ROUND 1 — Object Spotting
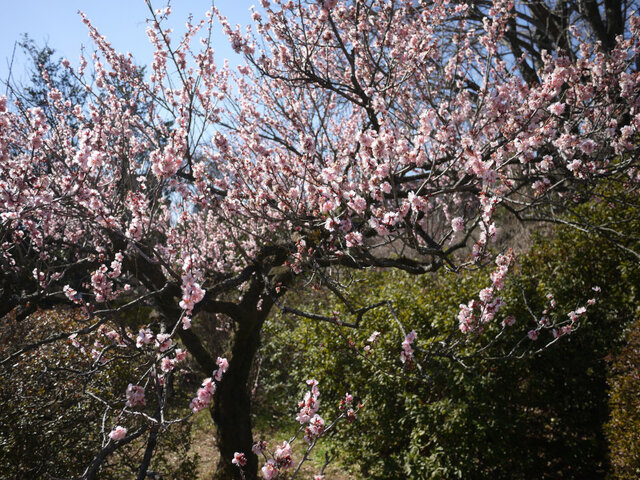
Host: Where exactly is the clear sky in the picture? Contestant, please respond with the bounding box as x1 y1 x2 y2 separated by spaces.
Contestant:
0 1 255 87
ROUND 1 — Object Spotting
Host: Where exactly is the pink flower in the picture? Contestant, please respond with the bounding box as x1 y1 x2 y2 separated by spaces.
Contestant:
548 102 565 116
567 159 582 173
297 391 319 424
232 452 247 467
348 195 367 215
261 459 279 480
451 217 464 232
155 333 172 352
252 440 268 455
528 330 539 341
190 377 218 412
304 414 325 442
63 285 80 303
579 139 597 155
213 356 229 381
175 348 187 362
161 356 174 372
216 357 229 372
136 328 153 348
345 231 363 247
367 331 381 344
400 330 417 364
180 272 206 314
125 384 146 407
274 441 295 470
479 287 493 303
109 426 127 441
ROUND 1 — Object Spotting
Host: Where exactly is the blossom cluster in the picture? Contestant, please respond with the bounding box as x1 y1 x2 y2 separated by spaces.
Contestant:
400 330 417 364
459 252 513 333
125 384 146 407
190 356 229 412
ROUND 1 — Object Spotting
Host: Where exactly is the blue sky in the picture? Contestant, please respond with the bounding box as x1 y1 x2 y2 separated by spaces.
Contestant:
0 1 255 87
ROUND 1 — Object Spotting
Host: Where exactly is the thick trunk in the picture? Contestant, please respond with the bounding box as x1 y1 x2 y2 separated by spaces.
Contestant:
210 308 265 480
186 263 290 480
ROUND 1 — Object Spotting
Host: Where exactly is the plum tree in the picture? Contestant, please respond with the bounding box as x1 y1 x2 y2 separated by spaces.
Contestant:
1 0 639 478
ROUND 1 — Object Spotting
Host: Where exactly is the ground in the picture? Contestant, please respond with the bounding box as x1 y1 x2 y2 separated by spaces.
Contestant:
185 411 360 479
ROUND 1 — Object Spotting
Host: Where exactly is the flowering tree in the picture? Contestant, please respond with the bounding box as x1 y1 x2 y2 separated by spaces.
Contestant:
1 0 639 478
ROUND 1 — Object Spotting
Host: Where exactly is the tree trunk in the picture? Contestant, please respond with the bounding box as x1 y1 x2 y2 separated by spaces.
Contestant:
211 284 275 480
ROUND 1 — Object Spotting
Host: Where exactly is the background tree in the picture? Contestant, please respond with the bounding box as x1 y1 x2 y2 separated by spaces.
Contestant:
1 1 640 478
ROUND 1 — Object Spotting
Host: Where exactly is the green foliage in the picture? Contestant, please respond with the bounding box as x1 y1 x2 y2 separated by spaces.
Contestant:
0 308 104 479
256 199 640 479
606 318 640 479
0 306 200 480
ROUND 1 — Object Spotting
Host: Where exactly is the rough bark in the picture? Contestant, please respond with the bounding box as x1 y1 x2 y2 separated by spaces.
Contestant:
211 275 276 480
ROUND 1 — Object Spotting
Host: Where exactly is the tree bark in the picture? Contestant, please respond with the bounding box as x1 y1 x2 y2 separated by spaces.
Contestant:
210 308 270 480
210 272 282 480
210 309 266 479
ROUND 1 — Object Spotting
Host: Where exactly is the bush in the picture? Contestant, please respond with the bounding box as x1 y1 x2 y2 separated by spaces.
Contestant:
606 318 640 479
0 307 199 479
255 199 640 479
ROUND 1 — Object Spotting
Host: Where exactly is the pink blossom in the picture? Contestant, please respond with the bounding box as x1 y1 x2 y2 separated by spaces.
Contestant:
528 330 539 341
348 195 367 215
161 356 174 372
304 414 325 443
155 333 172 352
567 159 582 173
252 440 268 455
451 217 465 232
548 102 566 116
479 287 493 303
261 459 279 480
579 139 597 155
345 231 363 247
91 266 113 302
400 330 417 364
213 356 229 381
367 331 381 344
125 384 146 407
136 328 153 348
458 301 476 333
109 426 127 441
232 452 247 467
175 348 187 362
297 380 320 424
180 271 206 314
274 441 295 470
190 377 218 412
324 217 338 232
63 285 79 302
